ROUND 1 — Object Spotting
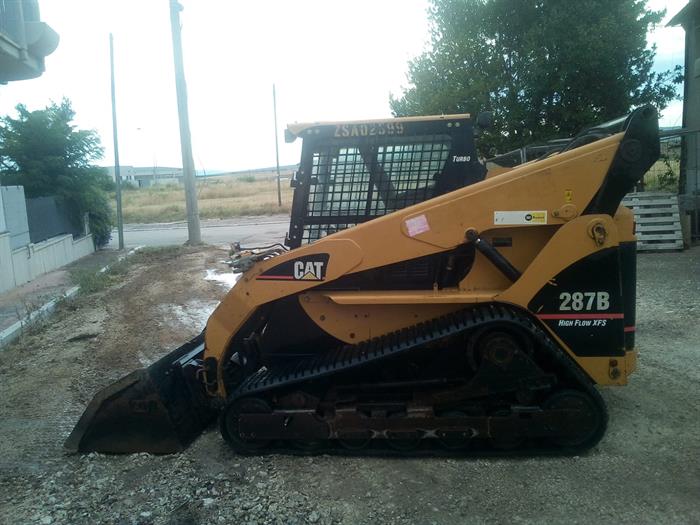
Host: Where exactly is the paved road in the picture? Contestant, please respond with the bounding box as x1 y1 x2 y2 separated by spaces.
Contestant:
108 215 290 248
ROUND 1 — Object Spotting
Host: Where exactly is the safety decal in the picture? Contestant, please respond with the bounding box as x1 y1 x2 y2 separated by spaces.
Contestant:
405 214 430 237
494 210 547 225
256 253 330 281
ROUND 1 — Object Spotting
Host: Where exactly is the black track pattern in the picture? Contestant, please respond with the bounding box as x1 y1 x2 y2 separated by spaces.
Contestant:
225 303 608 456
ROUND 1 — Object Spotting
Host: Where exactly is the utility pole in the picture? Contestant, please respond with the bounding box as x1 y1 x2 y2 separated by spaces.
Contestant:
168 0 201 245
109 33 124 250
273 84 282 207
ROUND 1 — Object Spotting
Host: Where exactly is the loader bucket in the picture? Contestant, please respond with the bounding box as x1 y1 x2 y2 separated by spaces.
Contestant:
64 333 216 454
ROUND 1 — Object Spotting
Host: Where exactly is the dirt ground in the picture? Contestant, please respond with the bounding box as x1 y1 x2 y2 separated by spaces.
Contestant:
0 246 698 525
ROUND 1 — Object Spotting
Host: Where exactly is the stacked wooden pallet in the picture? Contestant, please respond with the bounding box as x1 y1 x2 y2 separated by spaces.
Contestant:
622 192 683 251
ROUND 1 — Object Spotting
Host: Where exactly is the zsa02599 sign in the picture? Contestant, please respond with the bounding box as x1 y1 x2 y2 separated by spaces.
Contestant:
334 122 405 138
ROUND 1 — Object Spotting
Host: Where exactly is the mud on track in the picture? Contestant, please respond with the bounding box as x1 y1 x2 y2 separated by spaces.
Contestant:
0 246 698 525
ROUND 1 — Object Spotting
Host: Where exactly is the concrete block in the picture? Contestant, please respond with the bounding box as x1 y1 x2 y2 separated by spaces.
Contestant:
0 186 30 249
0 188 6 232
10 233 95 287
0 233 14 293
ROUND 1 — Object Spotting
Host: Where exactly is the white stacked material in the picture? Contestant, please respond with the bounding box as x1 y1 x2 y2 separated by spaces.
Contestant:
622 192 683 251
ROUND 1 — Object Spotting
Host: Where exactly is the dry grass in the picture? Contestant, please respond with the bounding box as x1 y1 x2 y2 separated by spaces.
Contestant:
114 176 293 223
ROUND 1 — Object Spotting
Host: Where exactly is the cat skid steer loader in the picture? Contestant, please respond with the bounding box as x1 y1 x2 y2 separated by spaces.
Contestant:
66 106 658 455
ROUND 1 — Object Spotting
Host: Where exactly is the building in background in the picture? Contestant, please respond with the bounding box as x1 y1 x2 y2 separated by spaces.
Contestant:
106 166 184 188
0 0 58 83
669 0 700 240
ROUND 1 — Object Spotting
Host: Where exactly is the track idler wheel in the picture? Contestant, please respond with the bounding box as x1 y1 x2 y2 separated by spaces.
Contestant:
489 408 525 450
543 390 606 450
220 398 272 453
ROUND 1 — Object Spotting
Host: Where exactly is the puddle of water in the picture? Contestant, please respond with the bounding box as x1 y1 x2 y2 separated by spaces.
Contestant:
204 269 242 290
159 299 219 333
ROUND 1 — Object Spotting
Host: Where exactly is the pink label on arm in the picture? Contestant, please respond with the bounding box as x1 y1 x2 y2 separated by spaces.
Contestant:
405 214 430 237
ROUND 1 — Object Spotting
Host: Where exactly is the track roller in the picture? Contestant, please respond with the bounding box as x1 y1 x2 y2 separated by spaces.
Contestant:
220 397 272 453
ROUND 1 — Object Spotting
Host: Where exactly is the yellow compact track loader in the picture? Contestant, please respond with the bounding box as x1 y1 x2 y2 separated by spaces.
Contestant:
66 106 659 455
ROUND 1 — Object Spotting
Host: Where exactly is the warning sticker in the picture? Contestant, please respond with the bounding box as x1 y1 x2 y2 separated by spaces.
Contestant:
405 214 430 237
494 210 547 225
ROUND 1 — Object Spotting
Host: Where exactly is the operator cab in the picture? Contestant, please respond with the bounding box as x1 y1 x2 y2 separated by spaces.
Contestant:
284 114 486 248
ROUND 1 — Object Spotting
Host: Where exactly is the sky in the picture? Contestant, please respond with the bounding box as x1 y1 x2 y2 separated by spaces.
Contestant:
0 0 689 172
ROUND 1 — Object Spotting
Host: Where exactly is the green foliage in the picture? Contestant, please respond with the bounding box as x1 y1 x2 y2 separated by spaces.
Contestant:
238 175 256 183
69 247 184 294
646 155 680 192
70 263 124 294
391 0 683 155
0 99 113 246
655 158 679 192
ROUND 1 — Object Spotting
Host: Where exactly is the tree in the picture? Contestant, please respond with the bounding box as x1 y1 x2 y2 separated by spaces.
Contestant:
390 0 683 155
0 99 113 247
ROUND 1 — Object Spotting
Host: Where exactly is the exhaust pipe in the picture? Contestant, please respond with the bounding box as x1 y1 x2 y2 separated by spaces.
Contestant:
65 333 216 454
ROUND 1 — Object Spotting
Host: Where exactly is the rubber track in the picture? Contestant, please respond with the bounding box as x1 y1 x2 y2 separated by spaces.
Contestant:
231 303 604 407
226 303 608 456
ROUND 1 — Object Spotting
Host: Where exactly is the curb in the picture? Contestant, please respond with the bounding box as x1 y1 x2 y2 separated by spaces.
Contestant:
0 246 143 350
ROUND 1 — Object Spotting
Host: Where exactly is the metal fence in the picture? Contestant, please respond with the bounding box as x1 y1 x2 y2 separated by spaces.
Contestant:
638 129 699 243
641 134 681 192
25 196 84 244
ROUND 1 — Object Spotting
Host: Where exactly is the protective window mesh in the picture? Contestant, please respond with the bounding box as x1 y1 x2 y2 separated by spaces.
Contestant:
302 135 450 243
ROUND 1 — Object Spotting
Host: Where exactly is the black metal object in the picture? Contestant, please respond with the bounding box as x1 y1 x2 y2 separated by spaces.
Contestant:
584 106 660 215
220 304 608 455
528 247 626 357
315 244 476 292
465 229 521 282
228 304 599 414
287 117 486 248
64 333 215 454
486 138 571 168
619 241 637 350
26 196 84 243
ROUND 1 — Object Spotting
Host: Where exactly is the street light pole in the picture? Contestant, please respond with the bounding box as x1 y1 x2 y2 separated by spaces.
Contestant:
168 0 201 245
273 84 282 207
109 33 124 250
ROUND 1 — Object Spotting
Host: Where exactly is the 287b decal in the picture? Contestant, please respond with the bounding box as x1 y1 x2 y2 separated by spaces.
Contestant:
559 291 610 311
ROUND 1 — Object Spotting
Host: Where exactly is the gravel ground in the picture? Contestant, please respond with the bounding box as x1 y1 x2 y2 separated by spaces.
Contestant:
0 246 698 525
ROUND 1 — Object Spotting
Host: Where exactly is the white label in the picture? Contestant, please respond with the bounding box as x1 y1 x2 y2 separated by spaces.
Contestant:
559 291 610 311
494 210 547 225
405 214 430 237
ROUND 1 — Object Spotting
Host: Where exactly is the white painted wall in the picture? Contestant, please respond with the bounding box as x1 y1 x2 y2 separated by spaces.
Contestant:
0 190 6 232
0 186 30 249
0 233 94 291
0 233 14 293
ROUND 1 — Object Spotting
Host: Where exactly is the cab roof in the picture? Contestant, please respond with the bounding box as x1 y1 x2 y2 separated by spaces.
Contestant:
285 113 472 143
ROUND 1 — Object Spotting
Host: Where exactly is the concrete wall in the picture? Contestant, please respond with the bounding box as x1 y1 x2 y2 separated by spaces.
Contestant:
0 233 94 292
0 232 14 293
0 184 95 294
0 188 6 232
0 186 30 249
